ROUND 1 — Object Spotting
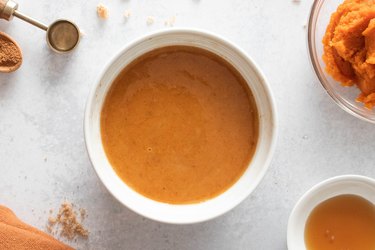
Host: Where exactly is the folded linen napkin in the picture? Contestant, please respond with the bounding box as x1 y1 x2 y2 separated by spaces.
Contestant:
0 205 73 250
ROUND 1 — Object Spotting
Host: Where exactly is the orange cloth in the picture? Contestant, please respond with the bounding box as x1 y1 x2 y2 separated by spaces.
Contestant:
0 205 73 250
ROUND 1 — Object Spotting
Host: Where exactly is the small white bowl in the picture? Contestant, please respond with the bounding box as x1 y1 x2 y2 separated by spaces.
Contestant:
287 175 375 249
84 29 277 224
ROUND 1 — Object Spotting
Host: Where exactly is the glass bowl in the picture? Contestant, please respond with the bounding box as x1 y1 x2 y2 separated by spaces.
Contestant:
308 0 375 123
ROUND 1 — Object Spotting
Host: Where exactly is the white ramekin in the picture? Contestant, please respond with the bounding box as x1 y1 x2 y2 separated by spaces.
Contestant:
287 175 375 249
84 29 277 224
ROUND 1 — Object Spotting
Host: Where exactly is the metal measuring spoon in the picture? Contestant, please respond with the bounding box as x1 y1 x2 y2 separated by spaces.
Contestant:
0 0 80 53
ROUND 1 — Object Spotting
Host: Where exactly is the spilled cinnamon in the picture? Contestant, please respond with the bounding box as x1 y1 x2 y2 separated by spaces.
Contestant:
47 202 89 240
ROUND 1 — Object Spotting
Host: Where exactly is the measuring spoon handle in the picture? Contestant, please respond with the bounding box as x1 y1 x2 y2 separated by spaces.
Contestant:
0 0 17 20
0 0 48 31
13 10 48 30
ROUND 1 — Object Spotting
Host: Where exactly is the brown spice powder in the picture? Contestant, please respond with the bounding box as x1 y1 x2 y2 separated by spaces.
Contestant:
47 202 89 240
0 36 21 67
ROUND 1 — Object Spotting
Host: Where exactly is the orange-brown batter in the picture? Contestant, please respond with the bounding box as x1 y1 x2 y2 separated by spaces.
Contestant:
323 0 375 109
101 46 259 204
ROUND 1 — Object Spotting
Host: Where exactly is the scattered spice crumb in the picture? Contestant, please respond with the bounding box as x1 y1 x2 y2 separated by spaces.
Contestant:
47 201 89 240
97 3 109 19
46 225 53 234
164 16 176 27
146 16 155 25
48 216 57 225
43 157 47 162
292 0 301 3
123 9 132 19
79 208 87 219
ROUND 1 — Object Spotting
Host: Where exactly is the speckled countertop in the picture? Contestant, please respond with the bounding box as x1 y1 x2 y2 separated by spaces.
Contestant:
0 0 374 249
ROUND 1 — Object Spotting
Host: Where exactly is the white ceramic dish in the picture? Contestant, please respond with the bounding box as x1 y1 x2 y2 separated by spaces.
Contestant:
287 175 375 249
84 29 277 224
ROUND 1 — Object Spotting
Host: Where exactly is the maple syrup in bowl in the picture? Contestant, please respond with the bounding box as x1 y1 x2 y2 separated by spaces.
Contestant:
305 194 375 250
288 175 375 250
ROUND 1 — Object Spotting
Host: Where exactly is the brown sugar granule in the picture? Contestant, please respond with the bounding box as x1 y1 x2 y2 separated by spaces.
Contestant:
146 16 155 25
164 16 176 27
123 9 131 19
46 224 54 234
0 36 21 67
97 3 109 19
79 208 87 219
47 202 89 240
48 216 57 225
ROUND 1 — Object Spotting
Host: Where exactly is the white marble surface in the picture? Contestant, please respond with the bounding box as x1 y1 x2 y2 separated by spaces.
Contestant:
0 0 374 249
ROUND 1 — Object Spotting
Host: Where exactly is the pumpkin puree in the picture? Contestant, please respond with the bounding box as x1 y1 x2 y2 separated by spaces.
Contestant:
323 0 375 109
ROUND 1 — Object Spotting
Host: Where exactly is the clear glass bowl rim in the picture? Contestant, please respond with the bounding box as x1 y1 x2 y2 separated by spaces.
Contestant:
307 0 375 124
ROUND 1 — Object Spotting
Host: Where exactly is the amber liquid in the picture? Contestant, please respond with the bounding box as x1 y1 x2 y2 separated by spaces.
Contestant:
305 194 375 250
101 46 259 204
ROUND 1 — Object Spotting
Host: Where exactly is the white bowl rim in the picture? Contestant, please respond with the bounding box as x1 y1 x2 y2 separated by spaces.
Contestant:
84 28 278 224
287 174 375 249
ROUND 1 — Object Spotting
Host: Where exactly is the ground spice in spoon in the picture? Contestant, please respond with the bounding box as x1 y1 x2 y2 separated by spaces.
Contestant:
0 36 21 67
